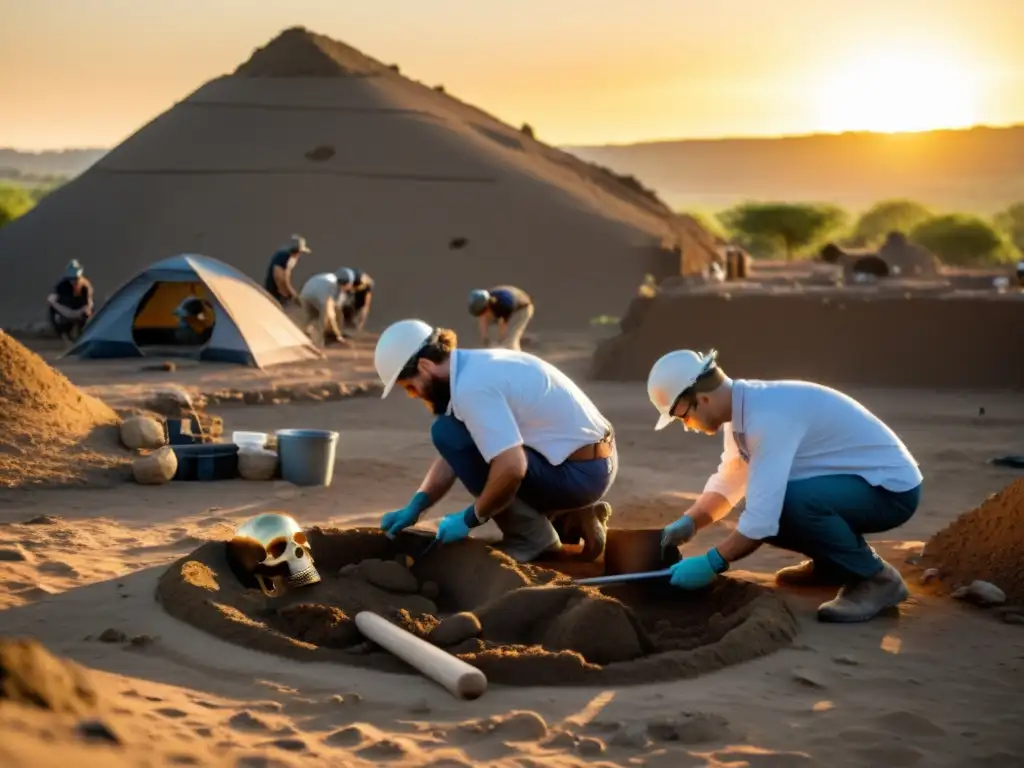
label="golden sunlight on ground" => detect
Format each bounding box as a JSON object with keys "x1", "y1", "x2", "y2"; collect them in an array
[{"x1": 815, "y1": 46, "x2": 981, "y2": 133}]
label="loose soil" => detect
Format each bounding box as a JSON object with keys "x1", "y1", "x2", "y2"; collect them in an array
[
  {"x1": 922, "y1": 478, "x2": 1024, "y2": 603},
  {"x1": 157, "y1": 528, "x2": 799, "y2": 686}
]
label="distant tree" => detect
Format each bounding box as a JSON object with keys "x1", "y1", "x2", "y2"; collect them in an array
[
  {"x1": 0, "y1": 184, "x2": 35, "y2": 229},
  {"x1": 719, "y1": 202, "x2": 847, "y2": 260},
  {"x1": 910, "y1": 214, "x2": 1018, "y2": 266},
  {"x1": 994, "y1": 202, "x2": 1024, "y2": 254},
  {"x1": 851, "y1": 199, "x2": 933, "y2": 246}
]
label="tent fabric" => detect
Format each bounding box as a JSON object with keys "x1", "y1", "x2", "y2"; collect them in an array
[{"x1": 64, "y1": 254, "x2": 323, "y2": 368}]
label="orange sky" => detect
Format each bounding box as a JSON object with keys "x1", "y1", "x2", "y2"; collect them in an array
[{"x1": 1, "y1": 0, "x2": 1022, "y2": 150}]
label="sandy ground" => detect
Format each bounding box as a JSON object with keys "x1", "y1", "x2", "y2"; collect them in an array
[{"x1": 2, "y1": 337, "x2": 1024, "y2": 767}]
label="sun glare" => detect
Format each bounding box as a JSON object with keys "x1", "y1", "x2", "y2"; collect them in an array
[{"x1": 815, "y1": 48, "x2": 981, "y2": 134}]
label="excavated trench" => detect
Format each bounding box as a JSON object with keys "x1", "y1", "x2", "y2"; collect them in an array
[{"x1": 157, "y1": 528, "x2": 799, "y2": 686}]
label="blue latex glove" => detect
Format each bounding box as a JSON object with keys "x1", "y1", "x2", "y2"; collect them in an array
[
  {"x1": 381, "y1": 491, "x2": 431, "y2": 538},
  {"x1": 661, "y1": 516, "x2": 697, "y2": 549},
  {"x1": 668, "y1": 548, "x2": 730, "y2": 590},
  {"x1": 435, "y1": 504, "x2": 483, "y2": 544}
]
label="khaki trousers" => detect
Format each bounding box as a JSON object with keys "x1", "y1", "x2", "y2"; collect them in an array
[{"x1": 301, "y1": 297, "x2": 341, "y2": 347}]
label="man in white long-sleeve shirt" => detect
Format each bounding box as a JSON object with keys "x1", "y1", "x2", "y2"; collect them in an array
[{"x1": 647, "y1": 348, "x2": 923, "y2": 623}]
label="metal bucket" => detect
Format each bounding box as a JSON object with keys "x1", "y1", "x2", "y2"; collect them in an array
[
  {"x1": 276, "y1": 429, "x2": 339, "y2": 486},
  {"x1": 604, "y1": 528, "x2": 680, "y2": 575}
]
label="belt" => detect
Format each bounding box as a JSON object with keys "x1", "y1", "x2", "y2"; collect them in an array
[{"x1": 566, "y1": 431, "x2": 615, "y2": 462}]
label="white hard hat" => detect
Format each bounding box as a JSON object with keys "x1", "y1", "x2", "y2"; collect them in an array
[
  {"x1": 647, "y1": 349, "x2": 718, "y2": 431},
  {"x1": 375, "y1": 319, "x2": 435, "y2": 399}
]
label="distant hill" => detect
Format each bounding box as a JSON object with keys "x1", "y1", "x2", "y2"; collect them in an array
[
  {"x1": 564, "y1": 125, "x2": 1024, "y2": 215},
  {"x1": 0, "y1": 148, "x2": 106, "y2": 181}
]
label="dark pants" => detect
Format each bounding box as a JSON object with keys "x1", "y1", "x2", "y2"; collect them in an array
[
  {"x1": 49, "y1": 308, "x2": 87, "y2": 341},
  {"x1": 430, "y1": 414, "x2": 617, "y2": 514},
  {"x1": 764, "y1": 474, "x2": 922, "y2": 579}
]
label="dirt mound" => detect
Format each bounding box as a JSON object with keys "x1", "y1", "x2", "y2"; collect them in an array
[
  {"x1": 0, "y1": 637, "x2": 102, "y2": 714},
  {"x1": 0, "y1": 27, "x2": 718, "y2": 332},
  {"x1": 591, "y1": 292, "x2": 1024, "y2": 389},
  {"x1": 922, "y1": 479, "x2": 1024, "y2": 603},
  {"x1": 0, "y1": 333, "x2": 127, "y2": 488},
  {"x1": 157, "y1": 527, "x2": 798, "y2": 687}
]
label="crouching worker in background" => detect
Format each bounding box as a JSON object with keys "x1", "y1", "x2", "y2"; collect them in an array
[
  {"x1": 47, "y1": 259, "x2": 94, "y2": 342},
  {"x1": 647, "y1": 348, "x2": 923, "y2": 623},
  {"x1": 373, "y1": 319, "x2": 617, "y2": 562},
  {"x1": 467, "y1": 286, "x2": 534, "y2": 351},
  {"x1": 172, "y1": 297, "x2": 215, "y2": 346}
]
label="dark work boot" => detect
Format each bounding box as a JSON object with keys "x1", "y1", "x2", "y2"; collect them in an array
[{"x1": 817, "y1": 561, "x2": 910, "y2": 623}]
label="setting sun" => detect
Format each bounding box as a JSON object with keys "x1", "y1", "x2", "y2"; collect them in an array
[{"x1": 815, "y1": 47, "x2": 982, "y2": 134}]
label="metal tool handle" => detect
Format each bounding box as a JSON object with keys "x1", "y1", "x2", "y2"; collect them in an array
[{"x1": 575, "y1": 568, "x2": 674, "y2": 587}]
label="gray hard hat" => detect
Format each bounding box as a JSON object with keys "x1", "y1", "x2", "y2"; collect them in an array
[{"x1": 468, "y1": 289, "x2": 491, "y2": 316}]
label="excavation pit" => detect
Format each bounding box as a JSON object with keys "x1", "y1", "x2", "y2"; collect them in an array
[{"x1": 157, "y1": 528, "x2": 799, "y2": 686}]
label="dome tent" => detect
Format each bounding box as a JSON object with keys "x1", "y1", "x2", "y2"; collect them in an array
[{"x1": 64, "y1": 254, "x2": 322, "y2": 368}]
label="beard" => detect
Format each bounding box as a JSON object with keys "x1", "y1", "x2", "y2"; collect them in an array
[{"x1": 423, "y1": 376, "x2": 452, "y2": 416}]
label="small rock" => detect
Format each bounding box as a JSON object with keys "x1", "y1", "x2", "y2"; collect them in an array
[
  {"x1": 1001, "y1": 613, "x2": 1024, "y2": 626},
  {"x1": 265, "y1": 737, "x2": 306, "y2": 752},
  {"x1": 23, "y1": 515, "x2": 60, "y2": 525},
  {"x1": 489, "y1": 711, "x2": 549, "y2": 742},
  {"x1": 576, "y1": 736, "x2": 605, "y2": 756},
  {"x1": 920, "y1": 568, "x2": 941, "y2": 585},
  {"x1": 952, "y1": 580, "x2": 1006, "y2": 606},
  {"x1": 833, "y1": 655, "x2": 859, "y2": 666},
  {"x1": 98, "y1": 628, "x2": 127, "y2": 643},
  {"x1": 77, "y1": 719, "x2": 121, "y2": 744},
  {"x1": 161, "y1": 361, "x2": 177, "y2": 372},
  {"x1": 129, "y1": 634, "x2": 154, "y2": 647}
]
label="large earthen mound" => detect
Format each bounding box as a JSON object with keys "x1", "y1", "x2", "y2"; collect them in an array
[
  {"x1": 922, "y1": 479, "x2": 1024, "y2": 603},
  {"x1": 0, "y1": 27, "x2": 717, "y2": 332},
  {"x1": 0, "y1": 332, "x2": 127, "y2": 488},
  {"x1": 591, "y1": 292, "x2": 1024, "y2": 389},
  {"x1": 157, "y1": 527, "x2": 799, "y2": 687}
]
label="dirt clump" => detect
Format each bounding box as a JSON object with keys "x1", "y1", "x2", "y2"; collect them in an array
[
  {"x1": 922, "y1": 479, "x2": 1024, "y2": 603},
  {"x1": 0, "y1": 332, "x2": 127, "y2": 488},
  {"x1": 0, "y1": 637, "x2": 102, "y2": 714},
  {"x1": 158, "y1": 527, "x2": 799, "y2": 686}
]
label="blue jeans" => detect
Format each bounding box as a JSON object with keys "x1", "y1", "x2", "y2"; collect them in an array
[
  {"x1": 430, "y1": 414, "x2": 617, "y2": 514},
  {"x1": 764, "y1": 474, "x2": 922, "y2": 579}
]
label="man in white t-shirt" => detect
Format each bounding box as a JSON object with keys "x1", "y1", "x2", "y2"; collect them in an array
[
  {"x1": 298, "y1": 269, "x2": 356, "y2": 347},
  {"x1": 646, "y1": 348, "x2": 924, "y2": 623},
  {"x1": 372, "y1": 319, "x2": 618, "y2": 562}
]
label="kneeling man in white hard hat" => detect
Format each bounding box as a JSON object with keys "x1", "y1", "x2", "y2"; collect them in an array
[
  {"x1": 648, "y1": 349, "x2": 923, "y2": 623},
  {"x1": 373, "y1": 319, "x2": 617, "y2": 562}
]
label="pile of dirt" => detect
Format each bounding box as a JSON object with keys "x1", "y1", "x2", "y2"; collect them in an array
[
  {"x1": 0, "y1": 637, "x2": 102, "y2": 714},
  {"x1": 590, "y1": 292, "x2": 1024, "y2": 389},
  {"x1": 157, "y1": 528, "x2": 799, "y2": 687},
  {"x1": 0, "y1": 333, "x2": 127, "y2": 488},
  {"x1": 922, "y1": 479, "x2": 1024, "y2": 603}
]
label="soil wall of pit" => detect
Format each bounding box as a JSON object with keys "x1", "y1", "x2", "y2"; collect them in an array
[{"x1": 591, "y1": 292, "x2": 1024, "y2": 389}]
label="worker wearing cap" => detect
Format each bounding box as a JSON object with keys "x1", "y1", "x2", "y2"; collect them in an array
[
  {"x1": 172, "y1": 296, "x2": 215, "y2": 345},
  {"x1": 46, "y1": 259, "x2": 94, "y2": 342},
  {"x1": 298, "y1": 269, "x2": 354, "y2": 347},
  {"x1": 338, "y1": 268, "x2": 374, "y2": 334},
  {"x1": 647, "y1": 349, "x2": 923, "y2": 623},
  {"x1": 264, "y1": 235, "x2": 310, "y2": 306},
  {"x1": 468, "y1": 286, "x2": 533, "y2": 350},
  {"x1": 372, "y1": 319, "x2": 617, "y2": 563}
]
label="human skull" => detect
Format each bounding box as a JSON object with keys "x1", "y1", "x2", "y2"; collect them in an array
[{"x1": 227, "y1": 512, "x2": 321, "y2": 597}]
